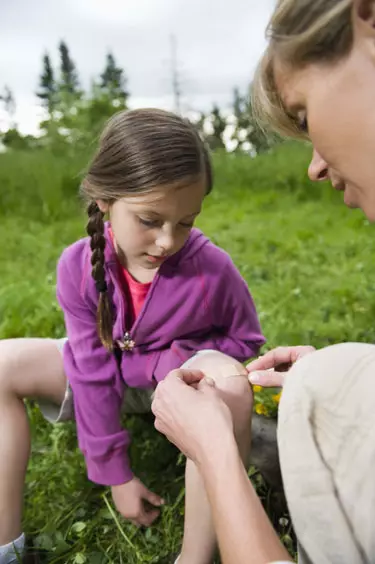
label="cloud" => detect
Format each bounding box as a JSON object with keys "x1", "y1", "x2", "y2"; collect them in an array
[{"x1": 0, "y1": 0, "x2": 274, "y2": 133}]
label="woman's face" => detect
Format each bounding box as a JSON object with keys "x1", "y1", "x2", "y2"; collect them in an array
[{"x1": 274, "y1": 1, "x2": 375, "y2": 220}]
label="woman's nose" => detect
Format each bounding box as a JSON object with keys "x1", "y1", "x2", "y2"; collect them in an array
[{"x1": 308, "y1": 148, "x2": 329, "y2": 182}]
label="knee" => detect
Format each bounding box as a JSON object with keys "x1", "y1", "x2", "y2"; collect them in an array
[
  {"x1": 187, "y1": 351, "x2": 253, "y2": 423},
  {"x1": 0, "y1": 343, "x2": 14, "y2": 396}
]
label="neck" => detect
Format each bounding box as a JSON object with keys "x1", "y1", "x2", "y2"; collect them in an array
[{"x1": 126, "y1": 265, "x2": 158, "y2": 284}]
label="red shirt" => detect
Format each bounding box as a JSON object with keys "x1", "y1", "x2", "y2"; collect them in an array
[{"x1": 108, "y1": 227, "x2": 151, "y2": 325}]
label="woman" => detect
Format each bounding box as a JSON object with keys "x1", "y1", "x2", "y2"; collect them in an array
[{"x1": 152, "y1": 1, "x2": 375, "y2": 563}]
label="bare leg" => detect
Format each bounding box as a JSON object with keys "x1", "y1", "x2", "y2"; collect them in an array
[
  {"x1": 179, "y1": 352, "x2": 253, "y2": 564},
  {"x1": 0, "y1": 339, "x2": 66, "y2": 545}
]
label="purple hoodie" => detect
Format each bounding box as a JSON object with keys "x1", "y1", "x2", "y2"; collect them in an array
[{"x1": 56, "y1": 224, "x2": 265, "y2": 486}]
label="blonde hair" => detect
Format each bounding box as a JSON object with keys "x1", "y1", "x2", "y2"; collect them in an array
[
  {"x1": 252, "y1": 0, "x2": 353, "y2": 138},
  {"x1": 80, "y1": 108, "x2": 212, "y2": 350}
]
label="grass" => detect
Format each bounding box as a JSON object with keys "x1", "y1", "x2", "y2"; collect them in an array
[{"x1": 1, "y1": 142, "x2": 375, "y2": 562}]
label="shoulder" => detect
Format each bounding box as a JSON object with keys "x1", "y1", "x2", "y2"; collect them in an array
[
  {"x1": 192, "y1": 230, "x2": 238, "y2": 277},
  {"x1": 58, "y1": 236, "x2": 89, "y2": 272},
  {"x1": 199, "y1": 238, "x2": 233, "y2": 269},
  {"x1": 181, "y1": 228, "x2": 233, "y2": 270},
  {"x1": 57, "y1": 236, "x2": 92, "y2": 295},
  {"x1": 177, "y1": 229, "x2": 244, "y2": 292}
]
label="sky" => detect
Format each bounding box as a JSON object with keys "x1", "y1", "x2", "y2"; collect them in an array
[{"x1": 0, "y1": 0, "x2": 275, "y2": 134}]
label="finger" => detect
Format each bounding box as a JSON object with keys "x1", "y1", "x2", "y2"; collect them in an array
[
  {"x1": 247, "y1": 348, "x2": 295, "y2": 372},
  {"x1": 167, "y1": 368, "x2": 205, "y2": 386},
  {"x1": 151, "y1": 398, "x2": 158, "y2": 417},
  {"x1": 292, "y1": 346, "x2": 316, "y2": 362},
  {"x1": 153, "y1": 415, "x2": 163, "y2": 433},
  {"x1": 153, "y1": 418, "x2": 175, "y2": 448},
  {"x1": 142, "y1": 487, "x2": 165, "y2": 507},
  {"x1": 138, "y1": 508, "x2": 160, "y2": 527},
  {"x1": 248, "y1": 369, "x2": 286, "y2": 388},
  {"x1": 198, "y1": 377, "x2": 216, "y2": 390}
]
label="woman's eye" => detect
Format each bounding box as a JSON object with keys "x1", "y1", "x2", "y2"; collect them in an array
[{"x1": 298, "y1": 115, "x2": 308, "y2": 133}]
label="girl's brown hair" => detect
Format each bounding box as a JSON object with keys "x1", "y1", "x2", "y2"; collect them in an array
[
  {"x1": 80, "y1": 108, "x2": 212, "y2": 351},
  {"x1": 251, "y1": 0, "x2": 353, "y2": 138}
]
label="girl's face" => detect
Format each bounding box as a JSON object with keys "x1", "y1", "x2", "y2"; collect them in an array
[
  {"x1": 98, "y1": 177, "x2": 206, "y2": 281},
  {"x1": 274, "y1": 1, "x2": 375, "y2": 220}
]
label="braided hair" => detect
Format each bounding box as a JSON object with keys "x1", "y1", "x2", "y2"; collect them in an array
[{"x1": 86, "y1": 201, "x2": 114, "y2": 351}]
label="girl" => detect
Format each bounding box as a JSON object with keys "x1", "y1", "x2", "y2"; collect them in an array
[{"x1": 0, "y1": 108, "x2": 265, "y2": 564}]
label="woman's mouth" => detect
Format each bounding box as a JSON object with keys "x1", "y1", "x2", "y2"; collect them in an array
[{"x1": 332, "y1": 182, "x2": 345, "y2": 192}]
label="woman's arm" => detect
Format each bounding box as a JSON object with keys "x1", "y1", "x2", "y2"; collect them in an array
[
  {"x1": 198, "y1": 427, "x2": 292, "y2": 564},
  {"x1": 152, "y1": 372, "x2": 292, "y2": 564}
]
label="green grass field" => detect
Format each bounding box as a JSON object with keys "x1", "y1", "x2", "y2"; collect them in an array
[{"x1": 1, "y1": 142, "x2": 374, "y2": 562}]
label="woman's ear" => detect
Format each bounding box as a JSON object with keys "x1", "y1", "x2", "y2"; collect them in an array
[
  {"x1": 96, "y1": 199, "x2": 109, "y2": 214},
  {"x1": 353, "y1": 0, "x2": 375, "y2": 61},
  {"x1": 353, "y1": 0, "x2": 375, "y2": 32}
]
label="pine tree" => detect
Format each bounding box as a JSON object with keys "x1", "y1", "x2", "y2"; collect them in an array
[
  {"x1": 0, "y1": 85, "x2": 16, "y2": 118},
  {"x1": 100, "y1": 52, "x2": 128, "y2": 102},
  {"x1": 59, "y1": 40, "x2": 80, "y2": 95},
  {"x1": 36, "y1": 53, "x2": 56, "y2": 112},
  {"x1": 207, "y1": 104, "x2": 226, "y2": 150}
]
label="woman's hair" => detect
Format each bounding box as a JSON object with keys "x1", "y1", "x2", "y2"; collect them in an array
[
  {"x1": 80, "y1": 108, "x2": 213, "y2": 351},
  {"x1": 251, "y1": 0, "x2": 353, "y2": 138}
]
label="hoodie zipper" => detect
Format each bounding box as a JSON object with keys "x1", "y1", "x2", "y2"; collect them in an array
[{"x1": 109, "y1": 260, "x2": 161, "y2": 352}]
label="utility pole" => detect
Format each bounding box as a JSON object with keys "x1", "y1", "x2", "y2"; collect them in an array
[{"x1": 170, "y1": 34, "x2": 181, "y2": 114}]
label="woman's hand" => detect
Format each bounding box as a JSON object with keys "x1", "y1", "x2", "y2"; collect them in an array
[
  {"x1": 151, "y1": 369, "x2": 233, "y2": 464},
  {"x1": 111, "y1": 477, "x2": 164, "y2": 527},
  {"x1": 247, "y1": 346, "x2": 316, "y2": 387}
]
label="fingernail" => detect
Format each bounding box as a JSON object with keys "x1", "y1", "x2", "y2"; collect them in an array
[
  {"x1": 204, "y1": 377, "x2": 215, "y2": 386},
  {"x1": 249, "y1": 372, "x2": 260, "y2": 383}
]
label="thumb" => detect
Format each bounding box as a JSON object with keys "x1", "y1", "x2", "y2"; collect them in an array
[
  {"x1": 168, "y1": 368, "x2": 205, "y2": 386},
  {"x1": 248, "y1": 369, "x2": 286, "y2": 388},
  {"x1": 198, "y1": 376, "x2": 216, "y2": 390},
  {"x1": 141, "y1": 486, "x2": 164, "y2": 507}
]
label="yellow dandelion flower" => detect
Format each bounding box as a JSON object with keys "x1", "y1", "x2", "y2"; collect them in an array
[
  {"x1": 272, "y1": 392, "x2": 282, "y2": 404},
  {"x1": 253, "y1": 385, "x2": 263, "y2": 393},
  {"x1": 255, "y1": 403, "x2": 267, "y2": 415}
]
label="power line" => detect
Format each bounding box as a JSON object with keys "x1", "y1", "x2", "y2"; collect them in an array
[{"x1": 170, "y1": 34, "x2": 181, "y2": 114}]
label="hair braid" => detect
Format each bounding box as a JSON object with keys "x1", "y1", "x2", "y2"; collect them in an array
[{"x1": 86, "y1": 201, "x2": 114, "y2": 351}]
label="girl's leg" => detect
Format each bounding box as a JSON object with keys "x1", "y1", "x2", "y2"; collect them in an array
[
  {"x1": 0, "y1": 338, "x2": 66, "y2": 549},
  {"x1": 178, "y1": 351, "x2": 253, "y2": 564}
]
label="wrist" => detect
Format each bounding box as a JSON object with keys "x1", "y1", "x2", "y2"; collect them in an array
[
  {"x1": 195, "y1": 427, "x2": 239, "y2": 477},
  {"x1": 111, "y1": 477, "x2": 134, "y2": 492}
]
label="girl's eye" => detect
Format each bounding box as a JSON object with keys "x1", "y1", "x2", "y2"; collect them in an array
[
  {"x1": 179, "y1": 222, "x2": 194, "y2": 229},
  {"x1": 139, "y1": 217, "x2": 159, "y2": 228}
]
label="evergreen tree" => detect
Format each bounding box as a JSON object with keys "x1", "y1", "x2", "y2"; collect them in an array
[
  {"x1": 59, "y1": 40, "x2": 80, "y2": 95},
  {"x1": 36, "y1": 53, "x2": 56, "y2": 112},
  {"x1": 0, "y1": 85, "x2": 16, "y2": 118},
  {"x1": 100, "y1": 52, "x2": 128, "y2": 102},
  {"x1": 206, "y1": 104, "x2": 226, "y2": 150}
]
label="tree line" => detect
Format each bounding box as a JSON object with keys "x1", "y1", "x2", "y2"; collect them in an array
[{"x1": 0, "y1": 40, "x2": 277, "y2": 155}]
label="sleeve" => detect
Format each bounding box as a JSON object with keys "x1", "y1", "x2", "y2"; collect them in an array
[
  {"x1": 56, "y1": 255, "x2": 134, "y2": 487},
  {"x1": 153, "y1": 259, "x2": 265, "y2": 380}
]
